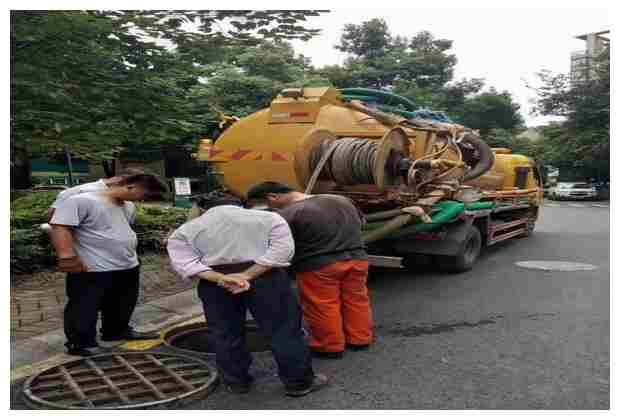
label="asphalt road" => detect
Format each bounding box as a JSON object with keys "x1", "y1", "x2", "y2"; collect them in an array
[{"x1": 11, "y1": 201, "x2": 610, "y2": 410}]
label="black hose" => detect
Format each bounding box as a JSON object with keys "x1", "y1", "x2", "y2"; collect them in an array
[
  {"x1": 460, "y1": 133, "x2": 495, "y2": 181},
  {"x1": 310, "y1": 138, "x2": 379, "y2": 186}
]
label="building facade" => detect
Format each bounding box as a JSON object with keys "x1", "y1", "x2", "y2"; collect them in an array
[{"x1": 570, "y1": 30, "x2": 610, "y2": 82}]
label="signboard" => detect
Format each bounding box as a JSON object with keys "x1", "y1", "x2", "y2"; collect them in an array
[{"x1": 174, "y1": 178, "x2": 192, "y2": 196}]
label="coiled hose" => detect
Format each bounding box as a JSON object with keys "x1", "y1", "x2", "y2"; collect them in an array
[{"x1": 309, "y1": 138, "x2": 380, "y2": 186}]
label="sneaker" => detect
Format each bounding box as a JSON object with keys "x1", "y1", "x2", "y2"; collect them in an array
[
  {"x1": 346, "y1": 343, "x2": 370, "y2": 352},
  {"x1": 225, "y1": 383, "x2": 252, "y2": 394},
  {"x1": 66, "y1": 345, "x2": 108, "y2": 357},
  {"x1": 285, "y1": 373, "x2": 329, "y2": 397},
  {"x1": 310, "y1": 349, "x2": 344, "y2": 359},
  {"x1": 101, "y1": 327, "x2": 159, "y2": 341}
]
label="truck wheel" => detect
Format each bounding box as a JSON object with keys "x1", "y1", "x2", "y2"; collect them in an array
[{"x1": 436, "y1": 225, "x2": 482, "y2": 273}]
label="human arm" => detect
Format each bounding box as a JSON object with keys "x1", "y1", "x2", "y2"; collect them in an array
[
  {"x1": 49, "y1": 197, "x2": 88, "y2": 272},
  {"x1": 166, "y1": 231, "x2": 249, "y2": 293}
]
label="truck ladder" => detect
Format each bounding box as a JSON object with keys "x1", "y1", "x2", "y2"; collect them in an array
[{"x1": 487, "y1": 217, "x2": 528, "y2": 245}]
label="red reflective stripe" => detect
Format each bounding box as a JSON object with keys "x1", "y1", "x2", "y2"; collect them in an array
[
  {"x1": 230, "y1": 150, "x2": 251, "y2": 160},
  {"x1": 272, "y1": 152, "x2": 288, "y2": 162},
  {"x1": 290, "y1": 112, "x2": 309, "y2": 117}
]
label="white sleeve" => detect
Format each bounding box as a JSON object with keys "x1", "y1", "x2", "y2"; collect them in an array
[
  {"x1": 49, "y1": 196, "x2": 83, "y2": 227},
  {"x1": 254, "y1": 214, "x2": 294, "y2": 267},
  {"x1": 166, "y1": 229, "x2": 212, "y2": 279}
]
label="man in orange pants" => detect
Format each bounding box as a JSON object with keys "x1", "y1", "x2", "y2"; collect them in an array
[{"x1": 247, "y1": 182, "x2": 373, "y2": 359}]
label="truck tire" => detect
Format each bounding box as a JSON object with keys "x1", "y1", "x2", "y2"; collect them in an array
[{"x1": 436, "y1": 225, "x2": 482, "y2": 273}]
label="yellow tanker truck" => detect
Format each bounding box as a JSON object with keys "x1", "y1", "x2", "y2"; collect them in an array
[{"x1": 195, "y1": 87, "x2": 543, "y2": 272}]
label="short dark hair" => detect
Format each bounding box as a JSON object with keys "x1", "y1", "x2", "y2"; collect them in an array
[
  {"x1": 192, "y1": 190, "x2": 245, "y2": 211},
  {"x1": 118, "y1": 174, "x2": 168, "y2": 200},
  {"x1": 246, "y1": 182, "x2": 295, "y2": 201},
  {"x1": 118, "y1": 167, "x2": 150, "y2": 177}
]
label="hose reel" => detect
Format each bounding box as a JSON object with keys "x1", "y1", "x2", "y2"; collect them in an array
[{"x1": 294, "y1": 128, "x2": 410, "y2": 193}]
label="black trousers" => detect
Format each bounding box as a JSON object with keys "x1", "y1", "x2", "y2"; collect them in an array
[
  {"x1": 198, "y1": 264, "x2": 314, "y2": 390},
  {"x1": 64, "y1": 266, "x2": 140, "y2": 348}
]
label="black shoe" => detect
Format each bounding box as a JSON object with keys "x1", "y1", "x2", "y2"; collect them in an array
[
  {"x1": 66, "y1": 345, "x2": 108, "y2": 357},
  {"x1": 101, "y1": 328, "x2": 159, "y2": 341},
  {"x1": 225, "y1": 383, "x2": 252, "y2": 394},
  {"x1": 285, "y1": 373, "x2": 329, "y2": 397},
  {"x1": 310, "y1": 349, "x2": 344, "y2": 359},
  {"x1": 346, "y1": 343, "x2": 371, "y2": 352}
]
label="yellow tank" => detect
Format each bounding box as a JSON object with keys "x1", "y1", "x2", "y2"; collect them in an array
[
  {"x1": 198, "y1": 87, "x2": 417, "y2": 196},
  {"x1": 197, "y1": 87, "x2": 540, "y2": 197},
  {"x1": 466, "y1": 149, "x2": 539, "y2": 191}
]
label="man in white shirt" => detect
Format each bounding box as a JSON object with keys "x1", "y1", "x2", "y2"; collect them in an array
[{"x1": 167, "y1": 191, "x2": 328, "y2": 397}]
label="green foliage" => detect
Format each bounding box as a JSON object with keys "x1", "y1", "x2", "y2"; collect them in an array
[
  {"x1": 458, "y1": 90, "x2": 525, "y2": 136},
  {"x1": 532, "y1": 47, "x2": 609, "y2": 179},
  {"x1": 11, "y1": 10, "x2": 325, "y2": 162},
  {"x1": 196, "y1": 41, "x2": 320, "y2": 116},
  {"x1": 319, "y1": 19, "x2": 523, "y2": 135},
  {"x1": 133, "y1": 205, "x2": 190, "y2": 253},
  {"x1": 10, "y1": 191, "x2": 57, "y2": 228},
  {"x1": 328, "y1": 19, "x2": 456, "y2": 90}
]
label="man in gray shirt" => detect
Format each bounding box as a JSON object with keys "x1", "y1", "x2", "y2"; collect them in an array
[
  {"x1": 46, "y1": 167, "x2": 147, "y2": 223},
  {"x1": 50, "y1": 174, "x2": 168, "y2": 356}
]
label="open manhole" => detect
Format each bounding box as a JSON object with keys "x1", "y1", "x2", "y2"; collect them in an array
[
  {"x1": 22, "y1": 352, "x2": 218, "y2": 409},
  {"x1": 515, "y1": 260, "x2": 598, "y2": 271},
  {"x1": 163, "y1": 320, "x2": 270, "y2": 357}
]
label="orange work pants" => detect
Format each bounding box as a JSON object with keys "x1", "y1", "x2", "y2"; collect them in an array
[{"x1": 296, "y1": 259, "x2": 373, "y2": 353}]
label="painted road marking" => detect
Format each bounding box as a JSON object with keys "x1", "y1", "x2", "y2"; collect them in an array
[
  {"x1": 592, "y1": 204, "x2": 609, "y2": 208},
  {"x1": 568, "y1": 203, "x2": 587, "y2": 208},
  {"x1": 515, "y1": 260, "x2": 598, "y2": 271}
]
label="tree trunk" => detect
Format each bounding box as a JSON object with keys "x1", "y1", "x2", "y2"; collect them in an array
[
  {"x1": 102, "y1": 159, "x2": 116, "y2": 178},
  {"x1": 10, "y1": 147, "x2": 32, "y2": 189}
]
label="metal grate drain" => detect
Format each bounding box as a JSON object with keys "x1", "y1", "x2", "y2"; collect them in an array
[{"x1": 22, "y1": 352, "x2": 218, "y2": 409}]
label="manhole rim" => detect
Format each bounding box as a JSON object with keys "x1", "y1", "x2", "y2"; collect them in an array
[
  {"x1": 162, "y1": 320, "x2": 271, "y2": 357},
  {"x1": 22, "y1": 351, "x2": 219, "y2": 410}
]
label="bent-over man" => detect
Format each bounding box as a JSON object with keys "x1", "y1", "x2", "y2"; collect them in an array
[
  {"x1": 166, "y1": 191, "x2": 327, "y2": 397},
  {"x1": 247, "y1": 182, "x2": 373, "y2": 359}
]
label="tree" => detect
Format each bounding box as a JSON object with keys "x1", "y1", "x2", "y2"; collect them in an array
[
  {"x1": 327, "y1": 19, "x2": 457, "y2": 90},
  {"x1": 336, "y1": 18, "x2": 391, "y2": 58},
  {"x1": 318, "y1": 19, "x2": 526, "y2": 139},
  {"x1": 195, "y1": 40, "x2": 322, "y2": 117},
  {"x1": 458, "y1": 89, "x2": 525, "y2": 136},
  {"x1": 10, "y1": 10, "x2": 325, "y2": 176},
  {"x1": 531, "y1": 47, "x2": 609, "y2": 180}
]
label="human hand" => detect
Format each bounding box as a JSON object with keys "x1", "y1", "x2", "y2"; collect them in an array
[
  {"x1": 217, "y1": 276, "x2": 251, "y2": 294},
  {"x1": 57, "y1": 256, "x2": 89, "y2": 273}
]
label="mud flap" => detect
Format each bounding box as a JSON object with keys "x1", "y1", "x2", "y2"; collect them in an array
[{"x1": 392, "y1": 218, "x2": 475, "y2": 256}]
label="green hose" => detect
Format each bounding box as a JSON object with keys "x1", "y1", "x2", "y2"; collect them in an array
[
  {"x1": 465, "y1": 202, "x2": 496, "y2": 210},
  {"x1": 362, "y1": 201, "x2": 467, "y2": 239},
  {"x1": 341, "y1": 94, "x2": 379, "y2": 103},
  {"x1": 340, "y1": 88, "x2": 417, "y2": 111}
]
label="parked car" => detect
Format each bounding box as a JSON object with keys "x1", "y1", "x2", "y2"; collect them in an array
[{"x1": 548, "y1": 182, "x2": 599, "y2": 200}]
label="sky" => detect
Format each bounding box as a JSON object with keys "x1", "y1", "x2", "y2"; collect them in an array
[{"x1": 289, "y1": 8, "x2": 610, "y2": 127}]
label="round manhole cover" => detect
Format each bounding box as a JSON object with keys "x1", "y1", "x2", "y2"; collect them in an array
[
  {"x1": 515, "y1": 261, "x2": 598, "y2": 271},
  {"x1": 163, "y1": 321, "x2": 270, "y2": 357},
  {"x1": 22, "y1": 352, "x2": 218, "y2": 409}
]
